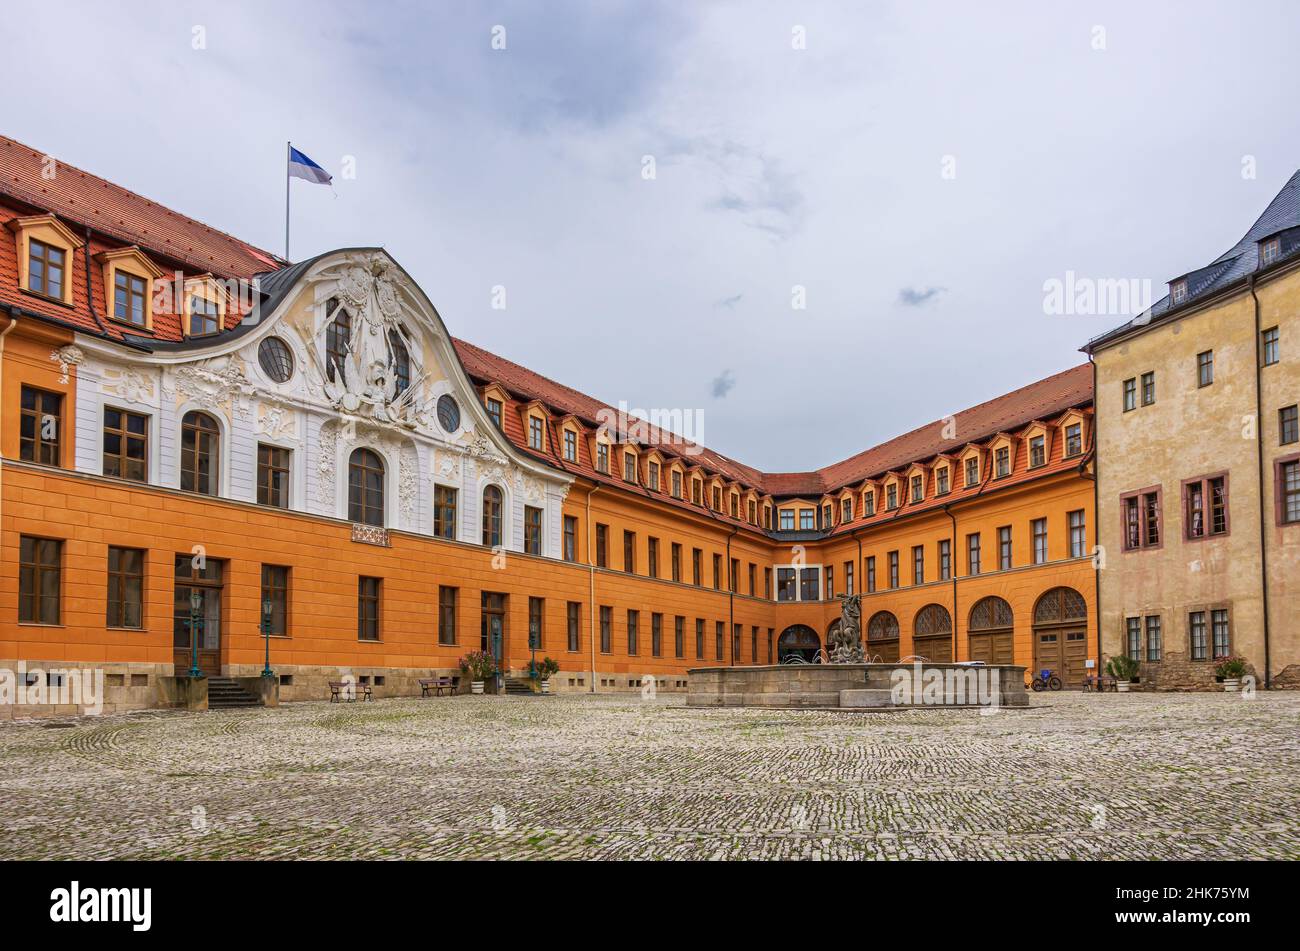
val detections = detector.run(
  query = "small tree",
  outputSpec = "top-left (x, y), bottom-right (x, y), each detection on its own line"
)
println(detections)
top-left (1214, 656), bottom-right (1246, 679)
top-left (459, 650), bottom-right (497, 682)
top-left (1105, 654), bottom-right (1139, 682)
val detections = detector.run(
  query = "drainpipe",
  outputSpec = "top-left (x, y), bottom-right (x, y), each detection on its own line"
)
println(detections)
top-left (0, 313), bottom-right (20, 541)
top-left (586, 483), bottom-right (601, 693)
top-left (83, 227), bottom-right (108, 334)
top-left (1087, 354), bottom-right (1104, 684)
top-left (1249, 276), bottom-right (1272, 688)
top-left (725, 524), bottom-right (739, 664)
top-left (943, 503), bottom-right (959, 660)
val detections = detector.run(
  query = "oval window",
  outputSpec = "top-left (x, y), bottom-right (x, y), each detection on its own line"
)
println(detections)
top-left (257, 336), bottom-right (294, 383)
top-left (437, 394), bottom-right (461, 432)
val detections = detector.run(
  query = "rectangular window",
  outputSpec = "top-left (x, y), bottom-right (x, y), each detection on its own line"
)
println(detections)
top-left (1141, 371), bottom-right (1156, 406)
top-left (188, 295), bottom-right (220, 337)
top-left (1184, 475), bottom-right (1228, 539)
top-left (752, 626), bottom-right (759, 664)
top-left (995, 447), bottom-right (1010, 478)
top-left (1189, 611), bottom-right (1207, 661)
top-left (936, 468), bottom-right (949, 495)
top-left (692, 548), bottom-right (702, 585)
top-left (624, 453), bottom-right (637, 483)
top-left (439, 586), bottom-right (457, 645)
top-left (563, 515), bottom-right (577, 561)
top-left (886, 484), bottom-right (898, 510)
top-left (1029, 435), bottom-right (1045, 467)
top-left (596, 443), bottom-right (609, 473)
top-left (1262, 326), bottom-right (1279, 366)
top-left (748, 562), bottom-right (756, 596)
top-left (964, 457), bottom-right (979, 486)
top-left (671, 543), bottom-right (682, 582)
top-left (256, 444), bottom-right (291, 508)
top-left (1280, 405), bottom-right (1298, 446)
top-left (651, 613), bottom-right (662, 657)
top-left (260, 564), bottom-right (289, 636)
top-left (595, 524), bottom-right (608, 568)
top-left (864, 491), bottom-right (875, 516)
top-left (486, 398), bottom-right (503, 429)
top-left (647, 537), bottom-right (659, 578)
top-left (649, 462), bottom-right (660, 492)
top-left (600, 606), bottom-right (612, 653)
top-left (695, 618), bottom-right (705, 659)
top-left (627, 609), bottom-right (639, 655)
top-left (910, 475), bottom-right (923, 503)
top-left (844, 560), bottom-right (855, 594)
top-left (842, 497), bottom-right (853, 522)
top-left (28, 238), bottom-right (65, 299)
top-left (1171, 280), bottom-right (1187, 305)
top-left (735, 495), bottom-right (743, 519)
top-left (1197, 350), bottom-right (1214, 387)
top-left (799, 509), bottom-right (815, 530)
top-left (1145, 615), bottom-right (1162, 662)
top-left (1122, 378), bottom-right (1137, 412)
top-left (967, 533), bottom-right (981, 576)
top-left (712, 486), bottom-right (721, 510)
top-left (567, 601), bottom-right (581, 652)
top-left (114, 270), bottom-right (148, 326)
top-left (1260, 238), bottom-right (1281, 267)
top-left (19, 536), bottom-right (61, 624)
top-left (888, 551), bottom-right (899, 589)
top-left (19, 386), bottom-right (61, 466)
top-left (1125, 617), bottom-right (1141, 661)
top-left (998, 526), bottom-right (1012, 570)
top-left (357, 577), bottom-right (381, 641)
top-left (674, 616), bottom-right (684, 658)
top-left (1281, 459), bottom-right (1300, 524)
top-left (1122, 489), bottom-right (1162, 550)
top-left (563, 429), bottom-right (577, 462)
top-left (912, 545), bottom-right (924, 585)
top-left (779, 509), bottom-right (795, 530)
top-left (1211, 608), bottom-right (1230, 658)
top-left (1065, 423), bottom-right (1082, 457)
top-left (431, 486), bottom-right (458, 541)
top-left (106, 546), bottom-right (145, 629)
top-left (764, 567), bottom-right (772, 598)
top-left (715, 621), bottom-right (724, 661)
top-left (866, 556), bottom-right (876, 592)
top-left (825, 566), bottom-right (835, 600)
top-left (528, 597), bottom-right (544, 651)
top-left (1031, 518), bottom-right (1047, 564)
top-left (103, 407), bottom-right (149, 482)
top-left (671, 470), bottom-right (682, 498)
top-left (524, 505), bottom-right (543, 555)
top-left (730, 557), bottom-right (739, 593)
top-left (1069, 509), bottom-right (1086, 558)
top-left (623, 530), bottom-right (635, 573)
top-left (938, 540), bottom-right (951, 581)
top-left (713, 553), bottom-right (722, 590)
top-left (732, 623), bottom-right (741, 662)
top-left (527, 416), bottom-right (544, 450)
top-left (748, 499), bottom-right (756, 524)
top-left (692, 480), bottom-right (702, 505)
top-left (776, 567), bottom-right (796, 602)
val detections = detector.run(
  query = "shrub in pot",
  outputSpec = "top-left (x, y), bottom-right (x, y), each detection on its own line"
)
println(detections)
top-left (459, 650), bottom-right (497, 694)
top-left (1106, 655), bottom-right (1140, 693)
top-left (1214, 656), bottom-right (1246, 692)
top-left (532, 656), bottom-right (559, 694)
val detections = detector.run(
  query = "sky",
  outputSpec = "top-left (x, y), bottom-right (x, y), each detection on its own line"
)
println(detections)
top-left (7, 0), bottom-right (1300, 472)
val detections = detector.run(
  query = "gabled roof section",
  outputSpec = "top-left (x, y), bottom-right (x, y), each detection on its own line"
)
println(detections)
top-left (1086, 168), bottom-right (1300, 351)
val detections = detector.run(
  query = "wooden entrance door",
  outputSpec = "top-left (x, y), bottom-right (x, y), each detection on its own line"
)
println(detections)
top-left (968, 631), bottom-right (1014, 665)
top-left (173, 555), bottom-right (223, 676)
top-left (1035, 628), bottom-right (1088, 687)
top-left (481, 592), bottom-right (507, 675)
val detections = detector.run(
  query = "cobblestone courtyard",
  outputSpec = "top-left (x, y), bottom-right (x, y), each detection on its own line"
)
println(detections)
top-left (1, 691), bottom-right (1296, 860)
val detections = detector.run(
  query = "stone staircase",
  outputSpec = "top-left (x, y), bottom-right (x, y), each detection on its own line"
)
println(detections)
top-left (502, 677), bottom-right (535, 696)
top-left (207, 677), bottom-right (263, 710)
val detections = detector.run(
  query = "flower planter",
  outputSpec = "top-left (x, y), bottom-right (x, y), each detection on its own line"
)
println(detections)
top-left (1115, 681), bottom-right (1130, 693)
top-left (1222, 677), bottom-right (1240, 693)
top-left (471, 680), bottom-right (485, 695)
top-left (540, 679), bottom-right (551, 695)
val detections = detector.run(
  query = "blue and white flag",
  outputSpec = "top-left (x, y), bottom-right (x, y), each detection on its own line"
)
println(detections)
top-left (287, 146), bottom-right (333, 185)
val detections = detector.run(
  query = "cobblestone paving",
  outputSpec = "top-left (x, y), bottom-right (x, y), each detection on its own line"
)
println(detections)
top-left (0, 691), bottom-right (1296, 859)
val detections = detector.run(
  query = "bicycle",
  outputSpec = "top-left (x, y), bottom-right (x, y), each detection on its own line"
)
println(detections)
top-left (1029, 668), bottom-right (1062, 692)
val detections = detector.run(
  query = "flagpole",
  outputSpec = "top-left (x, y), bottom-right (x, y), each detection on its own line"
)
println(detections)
top-left (284, 141), bottom-right (291, 262)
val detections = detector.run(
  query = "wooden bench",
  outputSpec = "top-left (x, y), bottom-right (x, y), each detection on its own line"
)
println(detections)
top-left (1082, 675), bottom-right (1118, 693)
top-left (329, 681), bottom-right (374, 702)
top-left (419, 676), bottom-right (456, 697)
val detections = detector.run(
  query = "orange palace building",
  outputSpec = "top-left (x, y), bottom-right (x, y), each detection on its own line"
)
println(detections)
top-left (0, 135), bottom-right (1099, 714)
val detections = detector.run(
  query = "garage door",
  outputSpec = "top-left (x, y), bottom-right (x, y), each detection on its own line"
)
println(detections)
top-left (912, 635), bottom-right (953, 663)
top-left (968, 631), bottom-right (1014, 665)
top-left (1034, 628), bottom-right (1088, 687)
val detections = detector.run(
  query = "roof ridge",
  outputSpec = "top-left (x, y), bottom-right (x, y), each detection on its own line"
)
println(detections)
top-left (0, 134), bottom-right (282, 269)
top-left (1209, 166), bottom-right (1300, 266)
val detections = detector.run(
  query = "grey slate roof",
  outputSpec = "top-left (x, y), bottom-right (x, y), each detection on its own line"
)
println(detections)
top-left (1084, 169), bottom-right (1300, 351)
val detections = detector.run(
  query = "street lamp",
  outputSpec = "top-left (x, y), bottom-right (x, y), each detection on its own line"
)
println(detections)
top-left (529, 620), bottom-right (539, 682)
top-left (188, 589), bottom-right (204, 679)
top-left (261, 595), bottom-right (275, 679)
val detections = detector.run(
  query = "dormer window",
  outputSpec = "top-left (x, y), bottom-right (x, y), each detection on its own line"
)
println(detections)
top-left (1065, 423), bottom-right (1083, 457)
top-left (712, 486), bottom-right (721, 510)
top-left (486, 397), bottom-right (503, 429)
top-left (821, 503), bottom-right (832, 527)
top-left (623, 451), bottom-right (637, 483)
top-left (748, 499), bottom-right (757, 523)
top-left (113, 271), bottom-right (148, 326)
top-left (779, 509), bottom-right (794, 531)
top-left (910, 475), bottom-right (923, 503)
top-left (326, 300), bottom-right (351, 382)
top-left (964, 457), bottom-right (979, 486)
top-left (1029, 435), bottom-right (1046, 468)
top-left (28, 239), bottom-right (66, 300)
top-left (886, 484), bottom-right (898, 510)
top-left (692, 479), bottom-right (702, 505)
top-left (995, 447), bottom-right (1010, 478)
top-left (388, 330), bottom-right (411, 394)
top-left (563, 429), bottom-right (577, 462)
top-left (731, 494), bottom-right (740, 517)
top-left (936, 467), bottom-right (950, 495)
top-left (648, 461), bottom-right (661, 492)
top-left (596, 443), bottom-right (609, 473)
top-left (842, 498), bottom-right (853, 522)
top-left (188, 294), bottom-right (220, 337)
top-left (1261, 237), bottom-right (1281, 267)
top-left (1170, 280), bottom-right (1188, 306)
top-left (528, 416), bottom-right (544, 450)
top-left (671, 470), bottom-right (682, 498)
top-left (799, 509), bottom-right (815, 531)
top-left (863, 491), bottom-right (875, 516)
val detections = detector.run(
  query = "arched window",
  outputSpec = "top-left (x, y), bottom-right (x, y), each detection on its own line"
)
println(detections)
top-left (913, 604), bottom-right (952, 636)
top-left (348, 448), bottom-right (385, 526)
top-left (867, 611), bottom-right (900, 641)
top-left (389, 329), bottom-right (410, 395)
top-left (325, 298), bottom-right (351, 383)
top-left (482, 485), bottom-right (503, 547)
top-left (180, 411), bottom-right (220, 495)
top-left (1033, 587), bottom-right (1088, 625)
top-left (969, 596), bottom-right (1014, 632)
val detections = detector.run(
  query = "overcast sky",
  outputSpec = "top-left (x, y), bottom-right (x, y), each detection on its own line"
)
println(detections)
top-left (9, 1), bottom-right (1300, 471)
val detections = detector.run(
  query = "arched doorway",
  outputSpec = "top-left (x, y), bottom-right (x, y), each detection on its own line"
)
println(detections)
top-left (912, 604), bottom-right (953, 663)
top-left (1033, 587), bottom-right (1089, 687)
top-left (866, 611), bottom-right (900, 663)
top-left (777, 625), bottom-right (821, 663)
top-left (968, 596), bottom-right (1014, 665)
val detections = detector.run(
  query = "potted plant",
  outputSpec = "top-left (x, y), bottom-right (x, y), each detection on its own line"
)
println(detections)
top-left (1106, 654), bottom-right (1140, 693)
top-left (1215, 656), bottom-right (1246, 692)
top-left (459, 650), bottom-right (496, 694)
top-left (532, 656), bottom-right (559, 694)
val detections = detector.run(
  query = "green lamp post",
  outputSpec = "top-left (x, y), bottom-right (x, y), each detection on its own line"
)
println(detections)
top-left (261, 595), bottom-right (275, 679)
top-left (187, 589), bottom-right (204, 679)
